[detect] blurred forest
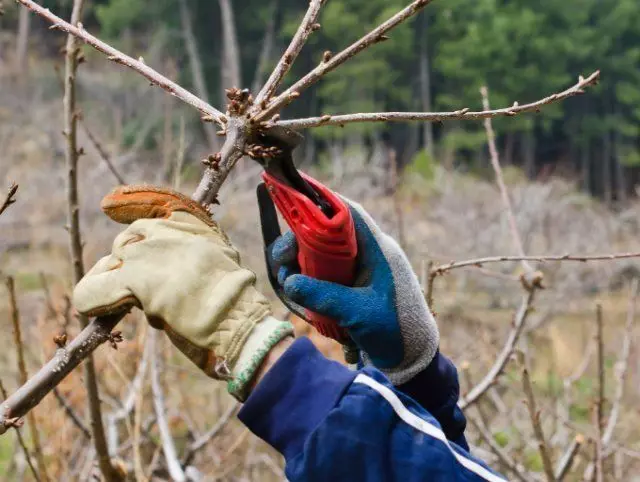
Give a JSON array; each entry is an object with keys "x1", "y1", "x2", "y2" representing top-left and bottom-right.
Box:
[
  {"x1": 3, "y1": 0, "x2": 640, "y2": 200},
  {"x1": 2, "y1": 0, "x2": 640, "y2": 481}
]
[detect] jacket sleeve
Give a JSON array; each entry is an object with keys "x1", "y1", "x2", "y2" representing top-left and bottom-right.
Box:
[
  {"x1": 397, "y1": 350, "x2": 470, "y2": 450},
  {"x1": 238, "y1": 338, "x2": 505, "y2": 482}
]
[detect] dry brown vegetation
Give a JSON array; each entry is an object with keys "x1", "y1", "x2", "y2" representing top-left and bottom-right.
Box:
[{"x1": 2, "y1": 0, "x2": 640, "y2": 480}]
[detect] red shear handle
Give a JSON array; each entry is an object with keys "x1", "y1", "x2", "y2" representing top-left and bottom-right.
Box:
[{"x1": 261, "y1": 171, "x2": 358, "y2": 344}]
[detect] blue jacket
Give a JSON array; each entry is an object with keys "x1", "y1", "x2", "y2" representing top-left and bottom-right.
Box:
[{"x1": 239, "y1": 338, "x2": 506, "y2": 481}]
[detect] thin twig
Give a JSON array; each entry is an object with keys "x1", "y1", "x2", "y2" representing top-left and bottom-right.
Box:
[
  {"x1": 182, "y1": 402, "x2": 240, "y2": 466},
  {"x1": 275, "y1": 72, "x2": 600, "y2": 129},
  {"x1": 481, "y1": 86, "x2": 530, "y2": 273},
  {"x1": 519, "y1": 351, "x2": 555, "y2": 482},
  {"x1": 0, "y1": 379, "x2": 42, "y2": 482},
  {"x1": 80, "y1": 120, "x2": 126, "y2": 184},
  {"x1": 431, "y1": 251, "x2": 640, "y2": 276},
  {"x1": 0, "y1": 182, "x2": 18, "y2": 216},
  {"x1": 554, "y1": 435, "x2": 584, "y2": 481},
  {"x1": 602, "y1": 279, "x2": 637, "y2": 446},
  {"x1": 150, "y1": 330, "x2": 187, "y2": 482},
  {"x1": 467, "y1": 413, "x2": 533, "y2": 482},
  {"x1": 594, "y1": 304, "x2": 605, "y2": 482},
  {"x1": 52, "y1": 388, "x2": 90, "y2": 438},
  {"x1": 254, "y1": 0, "x2": 324, "y2": 106},
  {"x1": 459, "y1": 290, "x2": 536, "y2": 409},
  {"x1": 107, "y1": 335, "x2": 150, "y2": 454},
  {"x1": 255, "y1": 0, "x2": 436, "y2": 122},
  {"x1": 15, "y1": 0, "x2": 225, "y2": 126},
  {"x1": 6, "y1": 277, "x2": 49, "y2": 482}
]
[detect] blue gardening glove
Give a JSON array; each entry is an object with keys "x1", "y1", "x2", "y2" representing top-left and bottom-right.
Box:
[{"x1": 268, "y1": 197, "x2": 439, "y2": 385}]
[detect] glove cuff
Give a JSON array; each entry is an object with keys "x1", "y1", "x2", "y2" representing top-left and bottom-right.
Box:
[{"x1": 227, "y1": 316, "x2": 294, "y2": 400}]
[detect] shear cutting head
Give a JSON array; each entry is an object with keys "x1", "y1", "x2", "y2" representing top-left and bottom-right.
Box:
[{"x1": 251, "y1": 126, "x2": 333, "y2": 216}]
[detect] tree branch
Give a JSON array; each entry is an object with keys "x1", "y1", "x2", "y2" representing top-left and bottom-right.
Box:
[
  {"x1": 52, "y1": 388, "x2": 90, "y2": 439},
  {"x1": 459, "y1": 289, "x2": 536, "y2": 409},
  {"x1": 431, "y1": 251, "x2": 640, "y2": 276},
  {"x1": 519, "y1": 351, "x2": 555, "y2": 482},
  {"x1": 0, "y1": 380, "x2": 42, "y2": 482},
  {"x1": 6, "y1": 277, "x2": 49, "y2": 482},
  {"x1": 554, "y1": 435, "x2": 584, "y2": 481},
  {"x1": 273, "y1": 71, "x2": 600, "y2": 129},
  {"x1": 62, "y1": 1, "x2": 120, "y2": 479},
  {"x1": 593, "y1": 304, "x2": 605, "y2": 482},
  {"x1": 15, "y1": 0, "x2": 226, "y2": 126},
  {"x1": 254, "y1": 0, "x2": 324, "y2": 106},
  {"x1": 0, "y1": 182, "x2": 18, "y2": 217},
  {"x1": 79, "y1": 120, "x2": 126, "y2": 185},
  {"x1": 254, "y1": 0, "x2": 436, "y2": 122}
]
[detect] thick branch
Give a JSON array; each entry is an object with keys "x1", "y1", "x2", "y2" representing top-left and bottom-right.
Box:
[
  {"x1": 192, "y1": 117, "x2": 247, "y2": 205},
  {"x1": 255, "y1": 0, "x2": 436, "y2": 122},
  {"x1": 16, "y1": 0, "x2": 225, "y2": 126},
  {"x1": 274, "y1": 71, "x2": 600, "y2": 129},
  {"x1": 0, "y1": 313, "x2": 122, "y2": 435},
  {"x1": 0, "y1": 182, "x2": 18, "y2": 216},
  {"x1": 254, "y1": 0, "x2": 324, "y2": 106}
]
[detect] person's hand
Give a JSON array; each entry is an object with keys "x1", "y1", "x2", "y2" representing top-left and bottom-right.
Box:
[
  {"x1": 267, "y1": 197, "x2": 439, "y2": 385},
  {"x1": 73, "y1": 185, "x2": 293, "y2": 400}
]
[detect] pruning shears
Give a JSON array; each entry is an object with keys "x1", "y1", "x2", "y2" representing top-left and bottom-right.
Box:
[{"x1": 253, "y1": 127, "x2": 360, "y2": 362}]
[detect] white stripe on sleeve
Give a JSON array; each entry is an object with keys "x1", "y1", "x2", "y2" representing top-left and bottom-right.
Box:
[{"x1": 354, "y1": 374, "x2": 508, "y2": 482}]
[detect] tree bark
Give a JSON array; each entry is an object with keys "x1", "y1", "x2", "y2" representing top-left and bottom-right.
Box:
[
  {"x1": 613, "y1": 112, "x2": 627, "y2": 204},
  {"x1": 251, "y1": 0, "x2": 279, "y2": 95},
  {"x1": 602, "y1": 128, "x2": 612, "y2": 206},
  {"x1": 15, "y1": 6, "x2": 31, "y2": 76},
  {"x1": 418, "y1": 12, "x2": 434, "y2": 159},
  {"x1": 218, "y1": 0, "x2": 242, "y2": 93},
  {"x1": 63, "y1": 1, "x2": 122, "y2": 480},
  {"x1": 523, "y1": 129, "x2": 535, "y2": 179},
  {"x1": 581, "y1": 140, "x2": 591, "y2": 194},
  {"x1": 179, "y1": 0, "x2": 219, "y2": 153}
]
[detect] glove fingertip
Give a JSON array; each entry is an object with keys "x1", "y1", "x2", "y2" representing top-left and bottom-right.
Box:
[{"x1": 271, "y1": 231, "x2": 298, "y2": 264}]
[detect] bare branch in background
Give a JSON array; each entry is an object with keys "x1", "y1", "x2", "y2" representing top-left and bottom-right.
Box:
[
  {"x1": 519, "y1": 351, "x2": 555, "y2": 482},
  {"x1": 594, "y1": 304, "x2": 605, "y2": 482},
  {"x1": 554, "y1": 435, "x2": 584, "y2": 481},
  {"x1": 255, "y1": 0, "x2": 324, "y2": 106},
  {"x1": 6, "y1": 276, "x2": 50, "y2": 482},
  {"x1": 150, "y1": 331, "x2": 200, "y2": 482},
  {"x1": 0, "y1": 182, "x2": 18, "y2": 216},
  {"x1": 254, "y1": 0, "x2": 437, "y2": 122},
  {"x1": 467, "y1": 413, "x2": 533, "y2": 482},
  {"x1": 52, "y1": 388, "x2": 90, "y2": 438},
  {"x1": 182, "y1": 401, "x2": 240, "y2": 466},
  {"x1": 603, "y1": 279, "x2": 637, "y2": 445},
  {"x1": 459, "y1": 290, "x2": 536, "y2": 409},
  {"x1": 274, "y1": 72, "x2": 600, "y2": 130},
  {"x1": 80, "y1": 120, "x2": 126, "y2": 185},
  {"x1": 251, "y1": 0, "x2": 279, "y2": 95},
  {"x1": 107, "y1": 337, "x2": 150, "y2": 455},
  {"x1": 62, "y1": 0, "x2": 121, "y2": 479},
  {"x1": 431, "y1": 251, "x2": 640, "y2": 276},
  {"x1": 481, "y1": 86, "x2": 531, "y2": 273},
  {"x1": 16, "y1": 0, "x2": 226, "y2": 126},
  {"x1": 0, "y1": 380, "x2": 42, "y2": 482},
  {"x1": 178, "y1": 0, "x2": 219, "y2": 152}
]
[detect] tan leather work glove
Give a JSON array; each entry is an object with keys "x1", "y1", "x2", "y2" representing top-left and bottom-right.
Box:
[{"x1": 73, "y1": 185, "x2": 294, "y2": 400}]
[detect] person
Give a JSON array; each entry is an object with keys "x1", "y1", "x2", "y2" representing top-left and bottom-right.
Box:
[{"x1": 73, "y1": 184, "x2": 505, "y2": 482}]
